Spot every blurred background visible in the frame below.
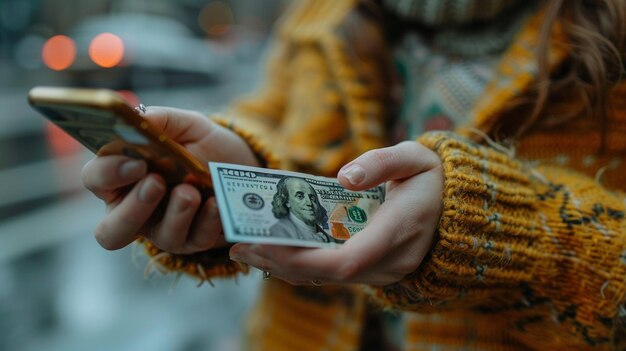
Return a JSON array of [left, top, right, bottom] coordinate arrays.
[[0, 1, 286, 350]]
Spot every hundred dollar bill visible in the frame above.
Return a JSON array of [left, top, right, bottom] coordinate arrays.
[[209, 162, 385, 248]]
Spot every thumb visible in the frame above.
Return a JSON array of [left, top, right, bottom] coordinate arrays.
[[337, 141, 440, 190], [142, 106, 212, 144]]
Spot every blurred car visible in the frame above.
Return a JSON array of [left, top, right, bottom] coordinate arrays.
[[65, 13, 232, 89]]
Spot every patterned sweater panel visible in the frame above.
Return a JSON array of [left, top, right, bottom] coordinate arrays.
[[228, 0, 391, 176], [136, 1, 626, 349], [371, 131, 626, 349]]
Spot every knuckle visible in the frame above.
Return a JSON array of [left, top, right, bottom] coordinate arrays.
[[397, 140, 420, 151], [182, 243, 205, 255], [174, 187, 201, 207], [367, 145, 409, 172], [117, 212, 144, 229], [285, 255, 308, 271], [187, 210, 224, 251], [287, 278, 309, 286], [151, 229, 178, 253], [375, 274, 404, 286], [396, 260, 418, 276], [189, 231, 218, 251], [336, 259, 361, 281], [366, 149, 394, 169], [404, 141, 440, 168], [390, 271, 409, 283], [153, 237, 176, 253]]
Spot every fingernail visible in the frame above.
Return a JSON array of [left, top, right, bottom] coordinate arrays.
[[138, 177, 164, 203], [340, 164, 365, 185], [119, 160, 146, 180], [175, 191, 193, 212]]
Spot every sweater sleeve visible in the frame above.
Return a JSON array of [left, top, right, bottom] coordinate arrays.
[[224, 0, 391, 175], [370, 131, 626, 347], [137, 115, 289, 282]]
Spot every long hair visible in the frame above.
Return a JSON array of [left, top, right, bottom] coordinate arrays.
[[509, 0, 626, 149], [352, 0, 626, 150]]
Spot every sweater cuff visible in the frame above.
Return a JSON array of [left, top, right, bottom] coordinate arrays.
[[140, 113, 289, 282], [140, 239, 248, 282], [211, 113, 286, 170], [371, 131, 545, 310]]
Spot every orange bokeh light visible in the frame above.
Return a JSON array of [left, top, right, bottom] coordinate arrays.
[[42, 35, 76, 71], [89, 33, 124, 68]]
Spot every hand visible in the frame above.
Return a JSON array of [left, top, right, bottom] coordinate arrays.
[[229, 141, 443, 286], [82, 106, 260, 254]]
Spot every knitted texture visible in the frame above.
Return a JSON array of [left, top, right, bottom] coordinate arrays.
[[138, 116, 286, 283], [462, 6, 569, 135], [229, 0, 390, 176], [402, 311, 529, 349], [512, 82, 626, 190], [372, 131, 626, 349], [245, 281, 366, 351], [392, 34, 500, 141], [135, 1, 626, 349], [140, 0, 390, 283], [382, 0, 525, 26], [141, 240, 246, 283]]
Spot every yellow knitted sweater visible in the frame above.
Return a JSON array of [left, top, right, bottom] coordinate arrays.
[[142, 1, 626, 349]]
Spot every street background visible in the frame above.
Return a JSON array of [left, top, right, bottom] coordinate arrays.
[[0, 1, 286, 350]]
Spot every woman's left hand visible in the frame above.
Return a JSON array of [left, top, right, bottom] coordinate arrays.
[[229, 141, 444, 286]]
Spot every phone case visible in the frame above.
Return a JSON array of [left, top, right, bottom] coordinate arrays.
[[28, 87, 212, 191]]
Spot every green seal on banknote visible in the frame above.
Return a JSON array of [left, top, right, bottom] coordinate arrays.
[[347, 206, 367, 223], [209, 162, 384, 248]]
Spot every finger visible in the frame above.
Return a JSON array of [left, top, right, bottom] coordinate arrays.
[[142, 106, 213, 144], [94, 173, 166, 250], [185, 197, 228, 252], [149, 183, 202, 254], [229, 167, 442, 285], [229, 245, 326, 285], [230, 244, 275, 272], [82, 156, 147, 201], [230, 204, 403, 283], [340, 170, 442, 282], [337, 141, 440, 190], [231, 244, 399, 285]]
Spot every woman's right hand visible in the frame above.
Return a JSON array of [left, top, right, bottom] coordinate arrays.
[[81, 106, 261, 254]]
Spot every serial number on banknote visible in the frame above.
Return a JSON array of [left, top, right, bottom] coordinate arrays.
[[209, 162, 385, 248]]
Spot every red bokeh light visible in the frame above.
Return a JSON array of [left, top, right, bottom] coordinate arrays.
[[42, 35, 76, 71], [45, 122, 81, 156]]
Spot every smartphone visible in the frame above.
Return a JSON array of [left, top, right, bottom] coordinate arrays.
[[28, 86, 212, 193]]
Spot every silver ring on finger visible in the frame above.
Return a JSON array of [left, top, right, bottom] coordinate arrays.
[[310, 279, 323, 286], [263, 270, 271, 281], [135, 104, 147, 114]]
